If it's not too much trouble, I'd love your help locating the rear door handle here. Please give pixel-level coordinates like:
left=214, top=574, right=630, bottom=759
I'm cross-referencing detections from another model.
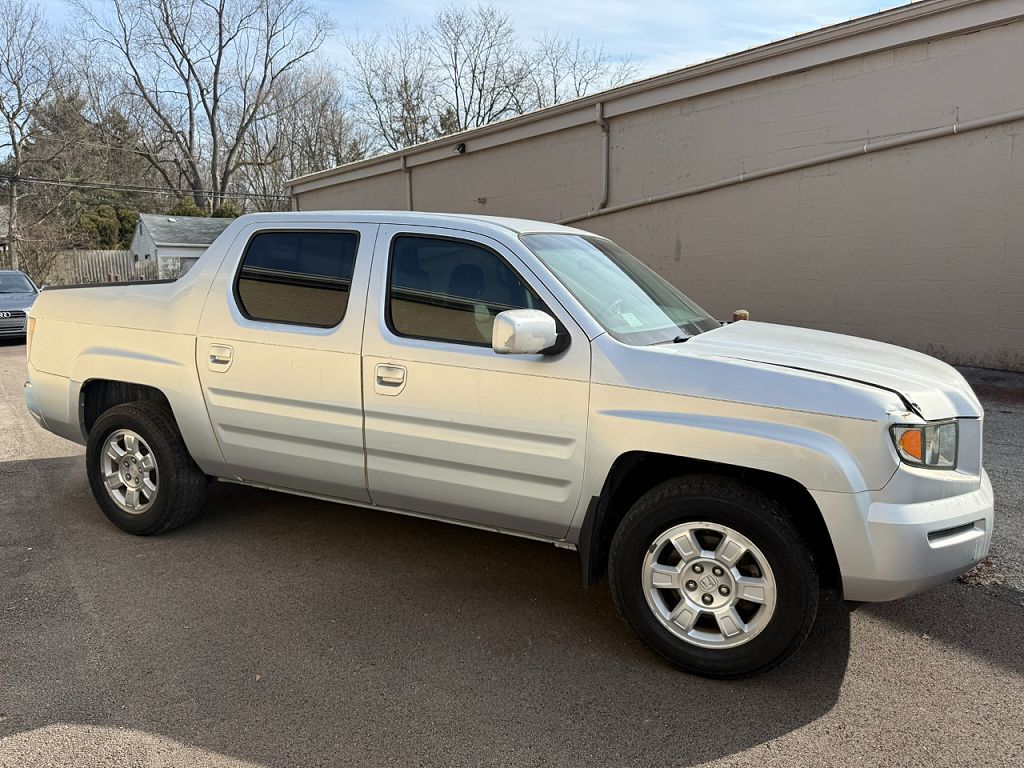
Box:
left=375, top=363, right=407, bottom=394
left=208, top=344, right=233, bottom=371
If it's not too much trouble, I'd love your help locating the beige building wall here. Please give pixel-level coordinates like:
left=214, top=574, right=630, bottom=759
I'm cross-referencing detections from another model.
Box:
left=409, top=124, right=602, bottom=219
left=297, top=170, right=409, bottom=210
left=293, top=5, right=1024, bottom=371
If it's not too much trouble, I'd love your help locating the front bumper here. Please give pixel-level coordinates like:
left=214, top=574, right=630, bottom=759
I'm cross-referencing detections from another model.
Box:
left=813, top=470, right=993, bottom=602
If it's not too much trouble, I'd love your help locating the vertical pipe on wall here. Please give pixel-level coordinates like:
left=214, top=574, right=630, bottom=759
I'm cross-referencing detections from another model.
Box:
left=402, top=155, right=413, bottom=210
left=595, top=102, right=609, bottom=210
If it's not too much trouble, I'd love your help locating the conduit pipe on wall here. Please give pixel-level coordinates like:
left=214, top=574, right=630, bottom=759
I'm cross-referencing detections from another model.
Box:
left=401, top=155, right=413, bottom=210
left=559, top=105, right=1024, bottom=225
left=595, top=102, right=610, bottom=210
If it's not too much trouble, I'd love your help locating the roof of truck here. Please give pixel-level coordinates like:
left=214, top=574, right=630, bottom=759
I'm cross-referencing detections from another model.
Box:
left=241, top=210, right=587, bottom=236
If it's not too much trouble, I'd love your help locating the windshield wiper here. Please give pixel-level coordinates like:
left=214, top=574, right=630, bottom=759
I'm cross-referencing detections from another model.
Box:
left=653, top=335, right=690, bottom=345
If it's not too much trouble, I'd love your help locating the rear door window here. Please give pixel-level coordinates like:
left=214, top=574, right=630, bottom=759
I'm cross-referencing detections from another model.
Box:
left=235, top=231, right=359, bottom=327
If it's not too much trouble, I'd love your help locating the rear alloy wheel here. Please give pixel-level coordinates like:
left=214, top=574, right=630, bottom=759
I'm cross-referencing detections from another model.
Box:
left=100, top=428, right=160, bottom=515
left=86, top=402, right=207, bottom=535
left=609, top=475, right=819, bottom=678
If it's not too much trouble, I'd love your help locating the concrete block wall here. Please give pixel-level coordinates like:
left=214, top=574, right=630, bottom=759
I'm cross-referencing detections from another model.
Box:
left=297, top=169, right=409, bottom=210
left=411, top=124, right=602, bottom=220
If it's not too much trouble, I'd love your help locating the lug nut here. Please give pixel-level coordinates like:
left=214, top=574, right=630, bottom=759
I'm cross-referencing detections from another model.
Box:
left=701, top=594, right=714, bottom=605
left=685, top=580, right=697, bottom=591
left=718, top=585, right=730, bottom=596
left=693, top=564, right=704, bottom=574
left=712, top=566, right=724, bottom=577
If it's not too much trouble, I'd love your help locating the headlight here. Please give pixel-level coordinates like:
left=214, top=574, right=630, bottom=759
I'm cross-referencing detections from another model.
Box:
left=890, top=421, right=958, bottom=469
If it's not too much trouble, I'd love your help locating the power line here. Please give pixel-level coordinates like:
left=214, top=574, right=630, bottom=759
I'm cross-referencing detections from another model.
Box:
left=0, top=174, right=290, bottom=201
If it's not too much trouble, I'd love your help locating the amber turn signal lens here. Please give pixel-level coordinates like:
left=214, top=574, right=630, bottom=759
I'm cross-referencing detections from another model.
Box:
left=890, top=421, right=958, bottom=469
left=897, top=428, right=923, bottom=462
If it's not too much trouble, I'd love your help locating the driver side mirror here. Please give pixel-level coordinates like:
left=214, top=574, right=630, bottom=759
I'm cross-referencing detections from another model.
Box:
left=492, top=309, right=558, bottom=355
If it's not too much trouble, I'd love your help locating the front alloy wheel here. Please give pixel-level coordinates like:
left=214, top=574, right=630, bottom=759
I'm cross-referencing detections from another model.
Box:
left=642, top=522, right=777, bottom=649
left=609, top=475, right=819, bottom=678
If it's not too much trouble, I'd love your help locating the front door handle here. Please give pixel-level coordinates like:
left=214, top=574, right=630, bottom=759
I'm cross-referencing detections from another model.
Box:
left=375, top=363, right=407, bottom=395
left=209, top=344, right=233, bottom=371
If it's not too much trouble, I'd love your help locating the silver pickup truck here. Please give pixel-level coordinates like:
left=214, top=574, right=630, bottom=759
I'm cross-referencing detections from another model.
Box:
left=24, top=211, right=993, bottom=677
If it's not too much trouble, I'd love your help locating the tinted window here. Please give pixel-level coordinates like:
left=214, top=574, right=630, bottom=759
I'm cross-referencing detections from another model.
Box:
left=388, top=235, right=543, bottom=346
left=236, top=231, right=359, bottom=327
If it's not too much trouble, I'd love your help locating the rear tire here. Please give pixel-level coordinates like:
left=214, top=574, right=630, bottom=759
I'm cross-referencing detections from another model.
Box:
left=608, top=474, right=819, bottom=678
left=86, top=402, right=207, bottom=535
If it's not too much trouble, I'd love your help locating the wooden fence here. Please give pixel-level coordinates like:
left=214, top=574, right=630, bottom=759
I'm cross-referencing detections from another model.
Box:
left=45, top=250, right=158, bottom=285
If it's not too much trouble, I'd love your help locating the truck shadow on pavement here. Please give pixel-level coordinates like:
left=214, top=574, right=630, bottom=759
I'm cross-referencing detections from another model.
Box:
left=4, top=456, right=1014, bottom=766
left=857, top=582, right=1024, bottom=678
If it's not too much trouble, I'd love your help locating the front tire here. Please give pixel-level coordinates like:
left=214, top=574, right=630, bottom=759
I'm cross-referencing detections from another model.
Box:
left=86, top=402, right=207, bottom=535
left=608, top=475, right=819, bottom=678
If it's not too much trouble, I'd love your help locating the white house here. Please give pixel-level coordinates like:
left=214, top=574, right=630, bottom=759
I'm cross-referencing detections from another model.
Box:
left=130, top=214, right=232, bottom=279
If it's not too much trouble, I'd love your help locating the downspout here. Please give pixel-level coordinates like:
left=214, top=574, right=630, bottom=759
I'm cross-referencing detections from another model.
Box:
left=595, top=102, right=609, bottom=211
left=402, top=155, right=413, bottom=210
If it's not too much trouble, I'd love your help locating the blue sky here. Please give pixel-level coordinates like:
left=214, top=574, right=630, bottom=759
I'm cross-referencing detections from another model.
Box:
left=43, top=0, right=907, bottom=78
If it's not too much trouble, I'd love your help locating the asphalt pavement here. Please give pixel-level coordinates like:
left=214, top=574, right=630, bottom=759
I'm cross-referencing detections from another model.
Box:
left=1, top=339, right=1022, bottom=768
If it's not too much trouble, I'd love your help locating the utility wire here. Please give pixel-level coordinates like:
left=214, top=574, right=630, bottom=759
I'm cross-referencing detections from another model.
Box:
left=0, top=174, right=290, bottom=201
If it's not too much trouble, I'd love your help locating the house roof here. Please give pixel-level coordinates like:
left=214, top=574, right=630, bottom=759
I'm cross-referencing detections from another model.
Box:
left=138, top=214, right=232, bottom=247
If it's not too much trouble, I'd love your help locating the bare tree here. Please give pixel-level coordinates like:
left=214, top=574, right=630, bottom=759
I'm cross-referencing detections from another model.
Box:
left=72, top=0, right=333, bottom=209
left=429, top=4, right=529, bottom=133
left=344, top=6, right=534, bottom=149
left=238, top=65, right=368, bottom=208
left=519, top=32, right=639, bottom=111
left=73, top=56, right=178, bottom=190
left=0, top=0, right=61, bottom=270
left=5, top=81, right=161, bottom=282
left=345, top=24, right=437, bottom=152
left=343, top=4, right=642, bottom=153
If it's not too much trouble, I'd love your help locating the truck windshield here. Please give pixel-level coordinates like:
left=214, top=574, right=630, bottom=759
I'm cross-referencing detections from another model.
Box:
left=520, top=233, right=719, bottom=346
left=0, top=273, right=35, bottom=293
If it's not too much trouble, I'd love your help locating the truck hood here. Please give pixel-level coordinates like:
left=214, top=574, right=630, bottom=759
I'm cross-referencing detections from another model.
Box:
left=684, top=321, right=981, bottom=420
